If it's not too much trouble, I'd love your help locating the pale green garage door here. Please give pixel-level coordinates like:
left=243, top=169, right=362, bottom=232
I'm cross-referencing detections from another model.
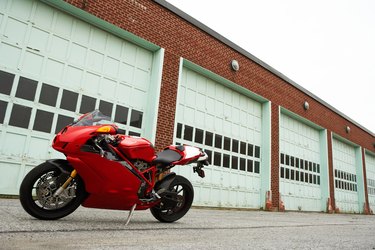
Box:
left=279, top=113, right=325, bottom=211
left=332, top=138, right=360, bottom=213
left=174, top=67, right=263, bottom=208
left=365, top=152, right=375, bottom=213
left=0, top=0, right=158, bottom=194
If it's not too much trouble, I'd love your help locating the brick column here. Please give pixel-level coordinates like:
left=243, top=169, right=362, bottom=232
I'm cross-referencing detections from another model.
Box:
left=154, top=52, right=180, bottom=151
left=361, top=148, right=370, bottom=214
left=326, top=131, right=336, bottom=211
left=271, top=103, right=280, bottom=209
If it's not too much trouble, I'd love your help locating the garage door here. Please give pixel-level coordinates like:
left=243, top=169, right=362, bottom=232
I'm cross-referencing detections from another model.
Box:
left=0, top=0, right=156, bottom=194
left=279, top=113, right=324, bottom=211
left=332, top=138, right=360, bottom=213
left=365, top=152, right=375, bottom=212
left=174, top=67, right=263, bottom=208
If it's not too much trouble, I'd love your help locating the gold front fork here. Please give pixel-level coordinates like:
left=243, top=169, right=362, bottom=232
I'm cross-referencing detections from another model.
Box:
left=54, top=169, right=77, bottom=197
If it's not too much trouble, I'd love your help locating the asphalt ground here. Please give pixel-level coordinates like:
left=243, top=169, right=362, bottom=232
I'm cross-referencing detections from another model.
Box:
left=0, top=198, right=374, bottom=250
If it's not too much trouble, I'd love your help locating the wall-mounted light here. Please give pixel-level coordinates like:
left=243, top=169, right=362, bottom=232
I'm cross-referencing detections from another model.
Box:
left=231, top=60, right=239, bottom=71
left=303, top=101, right=310, bottom=110
left=346, top=126, right=351, bottom=133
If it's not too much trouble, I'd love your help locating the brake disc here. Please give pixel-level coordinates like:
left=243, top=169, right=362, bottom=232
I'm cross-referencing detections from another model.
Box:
left=35, top=171, right=76, bottom=210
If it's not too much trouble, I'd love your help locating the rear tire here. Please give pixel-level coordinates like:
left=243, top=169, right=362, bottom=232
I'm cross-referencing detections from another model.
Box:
left=19, top=162, right=87, bottom=220
left=150, top=175, right=194, bottom=223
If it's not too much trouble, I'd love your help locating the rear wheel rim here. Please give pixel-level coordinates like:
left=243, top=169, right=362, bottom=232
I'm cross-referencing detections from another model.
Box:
left=159, top=184, right=188, bottom=215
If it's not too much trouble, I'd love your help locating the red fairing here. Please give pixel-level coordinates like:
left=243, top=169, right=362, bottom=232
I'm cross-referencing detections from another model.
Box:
left=69, top=154, right=142, bottom=210
left=53, top=126, right=98, bottom=154
left=118, top=136, right=156, bottom=162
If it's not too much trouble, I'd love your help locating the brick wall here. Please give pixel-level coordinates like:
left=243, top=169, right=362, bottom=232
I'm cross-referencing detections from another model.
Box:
left=64, top=0, right=374, bottom=151
left=64, top=0, right=375, bottom=210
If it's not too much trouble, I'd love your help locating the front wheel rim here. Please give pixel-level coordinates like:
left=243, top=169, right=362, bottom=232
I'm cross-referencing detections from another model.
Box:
left=33, top=170, right=77, bottom=210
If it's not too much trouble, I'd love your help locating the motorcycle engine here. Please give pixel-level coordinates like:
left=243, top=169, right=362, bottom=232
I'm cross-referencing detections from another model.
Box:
left=133, top=160, right=150, bottom=172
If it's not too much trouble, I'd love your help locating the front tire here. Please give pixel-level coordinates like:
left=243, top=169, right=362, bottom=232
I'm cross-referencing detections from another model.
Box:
left=150, top=175, right=194, bottom=223
left=19, top=162, right=86, bottom=220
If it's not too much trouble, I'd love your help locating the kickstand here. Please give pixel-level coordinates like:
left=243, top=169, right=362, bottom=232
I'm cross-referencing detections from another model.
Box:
left=125, top=203, right=137, bottom=226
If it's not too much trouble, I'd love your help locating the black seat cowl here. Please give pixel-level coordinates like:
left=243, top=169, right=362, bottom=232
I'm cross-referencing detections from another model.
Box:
left=152, top=149, right=182, bottom=166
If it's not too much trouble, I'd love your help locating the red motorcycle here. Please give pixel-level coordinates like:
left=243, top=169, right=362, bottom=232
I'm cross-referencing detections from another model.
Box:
left=20, top=110, right=208, bottom=223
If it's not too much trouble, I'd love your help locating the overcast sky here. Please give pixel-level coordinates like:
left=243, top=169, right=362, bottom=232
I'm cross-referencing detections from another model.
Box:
left=166, top=0, right=375, bottom=134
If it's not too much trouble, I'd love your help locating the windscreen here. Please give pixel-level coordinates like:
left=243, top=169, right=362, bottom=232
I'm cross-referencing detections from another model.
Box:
left=72, top=110, right=113, bottom=127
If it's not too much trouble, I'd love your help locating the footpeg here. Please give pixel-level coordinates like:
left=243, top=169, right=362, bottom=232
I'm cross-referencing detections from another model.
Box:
left=139, top=189, right=161, bottom=203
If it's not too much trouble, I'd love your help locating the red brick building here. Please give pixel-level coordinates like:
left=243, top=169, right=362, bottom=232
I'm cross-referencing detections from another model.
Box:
left=0, top=0, right=374, bottom=213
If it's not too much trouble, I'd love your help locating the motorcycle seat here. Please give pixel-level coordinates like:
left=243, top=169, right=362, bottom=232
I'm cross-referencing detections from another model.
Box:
left=152, top=149, right=182, bottom=166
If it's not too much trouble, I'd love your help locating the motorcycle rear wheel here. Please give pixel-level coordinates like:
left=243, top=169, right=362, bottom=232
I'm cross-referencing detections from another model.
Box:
left=19, top=162, right=87, bottom=220
left=150, top=175, right=194, bottom=223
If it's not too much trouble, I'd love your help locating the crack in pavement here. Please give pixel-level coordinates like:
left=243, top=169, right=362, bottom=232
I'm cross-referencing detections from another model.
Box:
left=0, top=222, right=366, bottom=235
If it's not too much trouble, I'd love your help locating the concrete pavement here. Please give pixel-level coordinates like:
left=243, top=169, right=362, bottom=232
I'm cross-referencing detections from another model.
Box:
left=0, top=198, right=374, bottom=249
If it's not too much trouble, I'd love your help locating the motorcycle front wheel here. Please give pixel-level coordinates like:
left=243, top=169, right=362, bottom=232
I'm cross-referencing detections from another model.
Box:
left=19, top=161, right=87, bottom=220
left=150, top=175, right=194, bottom=223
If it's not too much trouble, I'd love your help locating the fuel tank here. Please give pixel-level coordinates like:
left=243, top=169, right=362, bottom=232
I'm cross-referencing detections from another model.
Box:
left=118, top=135, right=156, bottom=162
